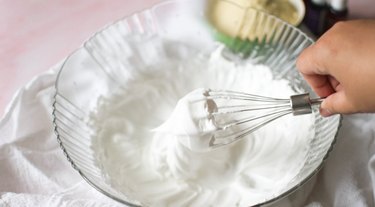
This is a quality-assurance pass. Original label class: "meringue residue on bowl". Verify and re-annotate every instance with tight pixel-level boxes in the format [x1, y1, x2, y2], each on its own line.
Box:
[89, 35, 315, 207]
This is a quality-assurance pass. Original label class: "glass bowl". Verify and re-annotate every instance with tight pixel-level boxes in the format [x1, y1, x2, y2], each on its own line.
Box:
[52, 0, 341, 206]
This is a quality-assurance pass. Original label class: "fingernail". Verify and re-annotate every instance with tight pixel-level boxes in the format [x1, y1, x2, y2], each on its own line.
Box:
[320, 108, 333, 117]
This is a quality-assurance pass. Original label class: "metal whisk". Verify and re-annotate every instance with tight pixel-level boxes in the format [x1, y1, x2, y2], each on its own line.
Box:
[204, 90, 323, 148]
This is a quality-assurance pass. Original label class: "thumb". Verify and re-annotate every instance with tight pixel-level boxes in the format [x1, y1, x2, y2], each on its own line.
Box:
[319, 91, 356, 117]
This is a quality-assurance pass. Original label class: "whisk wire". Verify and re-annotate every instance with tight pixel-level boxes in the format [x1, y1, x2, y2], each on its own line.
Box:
[211, 109, 293, 147]
[208, 90, 291, 102]
[202, 90, 321, 148]
[215, 103, 291, 114]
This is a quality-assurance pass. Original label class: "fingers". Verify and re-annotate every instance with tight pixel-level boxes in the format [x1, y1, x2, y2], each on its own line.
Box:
[296, 44, 336, 98]
[320, 91, 357, 117]
[328, 76, 341, 91]
[302, 74, 336, 97]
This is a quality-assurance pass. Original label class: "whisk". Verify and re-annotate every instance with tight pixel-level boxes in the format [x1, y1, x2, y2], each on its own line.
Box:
[201, 90, 323, 149]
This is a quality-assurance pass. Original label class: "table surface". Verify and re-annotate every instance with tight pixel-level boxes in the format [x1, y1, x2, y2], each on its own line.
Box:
[1, 0, 375, 118]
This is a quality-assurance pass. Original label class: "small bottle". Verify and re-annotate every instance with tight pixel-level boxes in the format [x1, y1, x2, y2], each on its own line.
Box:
[324, 0, 348, 31]
[303, 0, 328, 36]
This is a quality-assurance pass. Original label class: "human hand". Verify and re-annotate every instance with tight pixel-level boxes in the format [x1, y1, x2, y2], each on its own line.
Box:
[296, 20, 375, 116]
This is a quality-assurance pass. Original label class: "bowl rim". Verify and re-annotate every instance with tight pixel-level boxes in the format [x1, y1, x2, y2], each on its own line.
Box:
[52, 0, 342, 206]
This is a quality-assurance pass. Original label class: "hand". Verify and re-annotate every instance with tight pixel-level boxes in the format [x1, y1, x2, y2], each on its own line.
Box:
[296, 20, 375, 116]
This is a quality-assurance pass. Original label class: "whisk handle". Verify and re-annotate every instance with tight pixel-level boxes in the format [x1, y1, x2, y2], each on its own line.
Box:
[310, 98, 324, 105]
[290, 94, 324, 116]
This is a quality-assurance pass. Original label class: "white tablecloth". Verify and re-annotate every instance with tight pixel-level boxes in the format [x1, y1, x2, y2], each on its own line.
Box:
[1, 64, 375, 206]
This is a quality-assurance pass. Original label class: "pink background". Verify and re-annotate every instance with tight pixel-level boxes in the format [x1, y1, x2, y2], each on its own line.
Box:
[1, 0, 375, 117]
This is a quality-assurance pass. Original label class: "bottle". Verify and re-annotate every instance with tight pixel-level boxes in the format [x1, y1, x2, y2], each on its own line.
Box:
[324, 0, 348, 31]
[303, 0, 328, 36]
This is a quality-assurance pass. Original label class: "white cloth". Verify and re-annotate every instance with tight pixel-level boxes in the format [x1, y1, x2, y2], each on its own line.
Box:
[306, 113, 375, 207]
[0, 65, 121, 207]
[0, 65, 375, 207]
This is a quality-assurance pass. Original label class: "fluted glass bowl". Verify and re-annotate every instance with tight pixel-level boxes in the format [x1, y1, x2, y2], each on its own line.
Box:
[52, 0, 341, 206]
